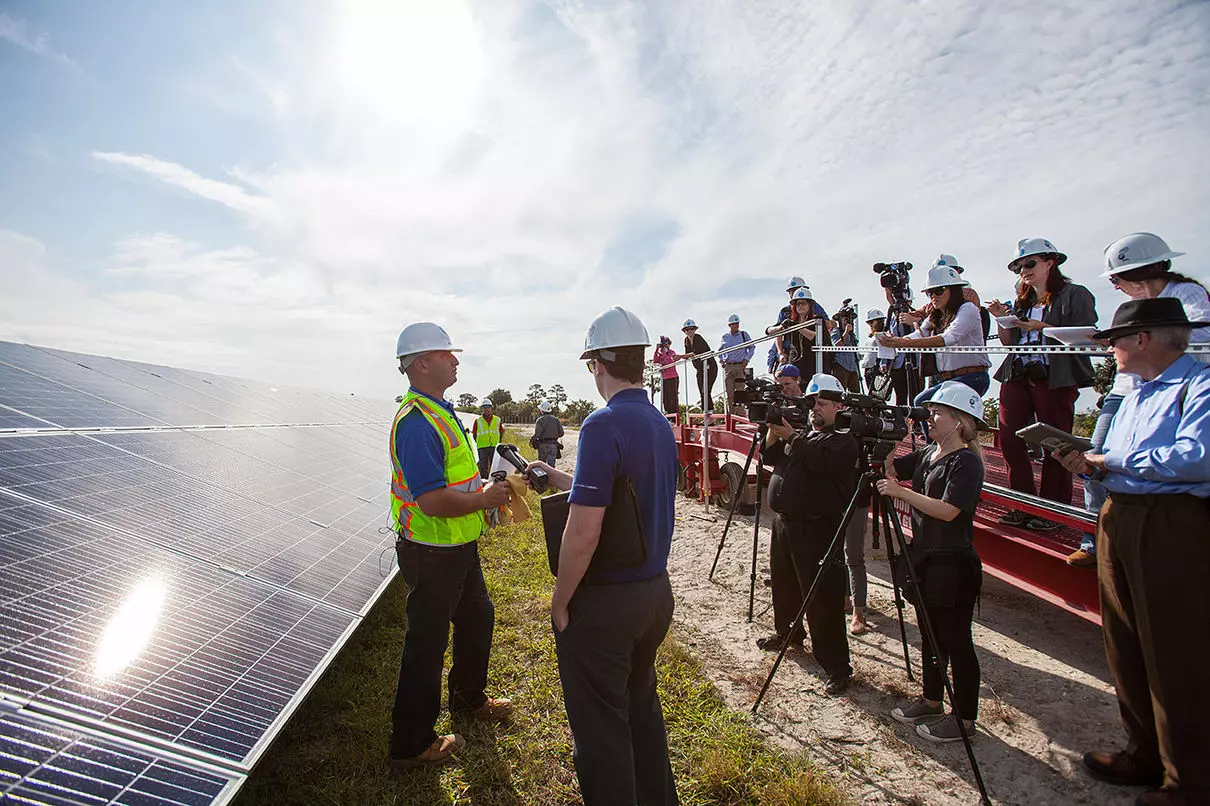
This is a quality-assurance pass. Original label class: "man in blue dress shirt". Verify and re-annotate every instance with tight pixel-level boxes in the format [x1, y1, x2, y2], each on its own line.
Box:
[719, 314, 755, 415]
[1057, 298, 1210, 806]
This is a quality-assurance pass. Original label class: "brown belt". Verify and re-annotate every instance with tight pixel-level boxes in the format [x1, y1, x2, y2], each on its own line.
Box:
[937, 366, 986, 380]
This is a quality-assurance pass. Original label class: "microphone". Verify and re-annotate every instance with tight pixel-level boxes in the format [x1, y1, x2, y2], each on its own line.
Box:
[496, 444, 549, 493]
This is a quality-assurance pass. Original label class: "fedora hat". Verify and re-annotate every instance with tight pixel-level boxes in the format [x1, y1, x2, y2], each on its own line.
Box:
[1092, 298, 1210, 341]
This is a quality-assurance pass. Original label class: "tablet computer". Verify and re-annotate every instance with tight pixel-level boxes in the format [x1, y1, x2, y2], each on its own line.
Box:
[1015, 423, 1092, 454]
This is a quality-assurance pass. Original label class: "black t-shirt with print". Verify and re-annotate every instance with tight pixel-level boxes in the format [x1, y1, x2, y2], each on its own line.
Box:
[892, 446, 984, 552]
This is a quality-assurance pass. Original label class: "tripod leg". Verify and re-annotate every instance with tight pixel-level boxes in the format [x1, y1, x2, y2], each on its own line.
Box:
[878, 495, 915, 681]
[748, 464, 763, 623]
[752, 476, 866, 713]
[710, 428, 763, 580]
[886, 509, 991, 805]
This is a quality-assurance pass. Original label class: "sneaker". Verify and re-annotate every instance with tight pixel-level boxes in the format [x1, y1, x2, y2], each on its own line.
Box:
[756, 633, 803, 652]
[824, 675, 851, 696]
[1066, 549, 1097, 568]
[389, 734, 466, 771]
[916, 715, 975, 743]
[997, 509, 1029, 527]
[891, 697, 944, 725]
[1025, 517, 1060, 532]
[1081, 750, 1163, 788]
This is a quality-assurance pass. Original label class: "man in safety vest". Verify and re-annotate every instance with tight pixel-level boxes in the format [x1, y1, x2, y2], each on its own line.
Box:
[472, 399, 504, 479]
[388, 322, 514, 771]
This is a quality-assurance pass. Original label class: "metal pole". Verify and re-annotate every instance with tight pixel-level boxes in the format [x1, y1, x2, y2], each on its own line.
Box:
[700, 362, 710, 503]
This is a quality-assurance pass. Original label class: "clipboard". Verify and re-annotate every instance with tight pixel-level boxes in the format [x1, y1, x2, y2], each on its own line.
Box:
[539, 476, 648, 579]
[1015, 423, 1092, 454]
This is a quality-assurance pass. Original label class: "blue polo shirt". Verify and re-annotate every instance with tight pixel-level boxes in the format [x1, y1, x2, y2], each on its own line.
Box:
[569, 387, 678, 582]
[394, 388, 473, 498]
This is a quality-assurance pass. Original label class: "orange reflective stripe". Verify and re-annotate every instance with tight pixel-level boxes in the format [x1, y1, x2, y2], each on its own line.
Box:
[449, 472, 479, 487]
[412, 399, 461, 449]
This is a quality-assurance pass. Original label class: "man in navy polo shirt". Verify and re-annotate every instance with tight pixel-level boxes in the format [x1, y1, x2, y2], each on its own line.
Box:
[526, 306, 679, 806]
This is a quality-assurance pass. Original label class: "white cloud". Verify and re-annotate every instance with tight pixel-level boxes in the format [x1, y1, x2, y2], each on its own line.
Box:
[9, 0, 1210, 406]
[0, 12, 87, 77]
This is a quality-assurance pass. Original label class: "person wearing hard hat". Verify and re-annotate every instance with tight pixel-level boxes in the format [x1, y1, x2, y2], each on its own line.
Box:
[652, 335, 684, 415]
[757, 372, 856, 695]
[879, 264, 991, 420]
[878, 381, 988, 744]
[767, 276, 829, 372]
[387, 322, 513, 771]
[682, 318, 718, 412]
[531, 400, 564, 467]
[1053, 297, 1210, 804]
[472, 399, 505, 480]
[718, 314, 754, 415]
[1071, 233, 1210, 566]
[773, 286, 833, 381]
[985, 238, 1098, 533]
[523, 306, 679, 805]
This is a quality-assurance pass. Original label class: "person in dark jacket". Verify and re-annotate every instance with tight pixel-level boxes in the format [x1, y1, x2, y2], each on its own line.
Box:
[756, 373, 856, 695]
[682, 318, 718, 412]
[987, 238, 1097, 530]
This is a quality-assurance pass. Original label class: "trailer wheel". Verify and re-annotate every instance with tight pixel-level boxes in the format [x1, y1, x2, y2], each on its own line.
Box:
[678, 462, 700, 496]
[716, 462, 744, 509]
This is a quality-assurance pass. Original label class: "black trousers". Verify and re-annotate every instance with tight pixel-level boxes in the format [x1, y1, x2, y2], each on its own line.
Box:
[769, 514, 851, 679]
[916, 558, 982, 719]
[661, 376, 679, 414]
[554, 573, 678, 806]
[694, 362, 718, 411]
[390, 540, 494, 758]
[477, 446, 494, 479]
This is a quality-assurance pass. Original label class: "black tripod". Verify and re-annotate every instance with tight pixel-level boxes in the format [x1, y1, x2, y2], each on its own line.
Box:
[708, 421, 767, 623]
[750, 441, 990, 806]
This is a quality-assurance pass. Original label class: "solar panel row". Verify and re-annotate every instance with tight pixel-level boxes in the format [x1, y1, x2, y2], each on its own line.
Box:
[0, 341, 398, 805]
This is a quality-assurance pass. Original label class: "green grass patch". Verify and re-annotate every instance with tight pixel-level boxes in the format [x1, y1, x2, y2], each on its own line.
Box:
[234, 431, 846, 805]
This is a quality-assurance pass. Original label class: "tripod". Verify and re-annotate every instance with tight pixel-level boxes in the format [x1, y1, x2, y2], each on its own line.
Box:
[708, 421, 767, 623]
[750, 441, 990, 805]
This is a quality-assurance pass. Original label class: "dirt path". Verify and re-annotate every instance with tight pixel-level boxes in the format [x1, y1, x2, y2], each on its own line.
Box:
[515, 419, 1130, 804]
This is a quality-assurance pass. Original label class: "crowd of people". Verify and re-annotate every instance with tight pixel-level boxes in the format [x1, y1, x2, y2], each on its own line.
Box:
[383, 230, 1206, 806]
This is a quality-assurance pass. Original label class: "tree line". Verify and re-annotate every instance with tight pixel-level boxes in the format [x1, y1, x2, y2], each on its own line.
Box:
[455, 384, 597, 425]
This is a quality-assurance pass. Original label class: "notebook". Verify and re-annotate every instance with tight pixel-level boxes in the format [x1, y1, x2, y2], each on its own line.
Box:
[540, 476, 648, 579]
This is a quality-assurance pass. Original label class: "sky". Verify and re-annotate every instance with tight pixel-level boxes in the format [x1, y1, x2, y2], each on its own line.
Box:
[2, 0, 1208, 408]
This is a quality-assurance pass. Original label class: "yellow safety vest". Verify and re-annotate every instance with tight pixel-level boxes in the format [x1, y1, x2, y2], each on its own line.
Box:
[390, 391, 485, 546]
[474, 414, 503, 449]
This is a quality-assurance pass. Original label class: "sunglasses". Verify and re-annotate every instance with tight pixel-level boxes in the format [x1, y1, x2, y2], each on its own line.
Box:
[1010, 258, 1039, 274]
[925, 287, 947, 297]
[1109, 330, 1149, 347]
[585, 358, 597, 373]
[1109, 275, 1122, 288]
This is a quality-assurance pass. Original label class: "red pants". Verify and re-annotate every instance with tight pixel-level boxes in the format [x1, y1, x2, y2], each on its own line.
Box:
[998, 378, 1079, 504]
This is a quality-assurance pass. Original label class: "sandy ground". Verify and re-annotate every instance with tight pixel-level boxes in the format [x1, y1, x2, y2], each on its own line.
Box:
[513, 421, 1134, 806]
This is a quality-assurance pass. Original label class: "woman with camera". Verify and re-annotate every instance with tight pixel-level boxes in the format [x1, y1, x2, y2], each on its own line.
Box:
[876, 381, 987, 743]
[876, 265, 991, 414]
[652, 335, 683, 415]
[987, 238, 1097, 531]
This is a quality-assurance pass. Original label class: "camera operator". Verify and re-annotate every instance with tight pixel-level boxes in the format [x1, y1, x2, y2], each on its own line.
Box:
[774, 363, 803, 395]
[774, 286, 833, 381]
[877, 381, 987, 744]
[830, 301, 862, 393]
[756, 373, 857, 696]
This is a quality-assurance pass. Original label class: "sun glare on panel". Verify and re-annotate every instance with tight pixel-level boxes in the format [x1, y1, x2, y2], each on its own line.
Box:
[94, 576, 168, 679]
[333, 0, 485, 127]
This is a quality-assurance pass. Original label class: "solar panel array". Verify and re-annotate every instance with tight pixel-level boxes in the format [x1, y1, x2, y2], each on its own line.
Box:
[0, 341, 397, 805]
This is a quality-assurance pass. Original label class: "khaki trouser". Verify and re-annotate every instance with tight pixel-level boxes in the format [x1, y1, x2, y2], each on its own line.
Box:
[1098, 492, 1210, 796]
[723, 362, 748, 411]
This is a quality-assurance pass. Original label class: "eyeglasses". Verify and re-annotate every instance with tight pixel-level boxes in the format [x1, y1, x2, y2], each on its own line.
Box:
[925, 288, 947, 297]
[585, 358, 597, 373]
[1109, 331, 1149, 347]
[1109, 275, 1122, 287]
[1010, 259, 1039, 274]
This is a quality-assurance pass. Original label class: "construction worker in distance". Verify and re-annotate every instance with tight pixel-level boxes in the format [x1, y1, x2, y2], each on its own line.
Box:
[472, 398, 504, 480]
[387, 322, 514, 771]
[719, 314, 755, 416]
[523, 306, 680, 805]
[532, 400, 564, 467]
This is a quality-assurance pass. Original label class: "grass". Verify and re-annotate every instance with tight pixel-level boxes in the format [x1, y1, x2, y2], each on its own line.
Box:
[233, 431, 847, 806]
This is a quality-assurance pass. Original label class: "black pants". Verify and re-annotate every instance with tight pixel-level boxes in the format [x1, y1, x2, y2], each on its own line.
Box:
[554, 573, 678, 806]
[390, 540, 494, 759]
[916, 557, 982, 719]
[694, 362, 718, 411]
[477, 446, 494, 479]
[661, 376, 679, 415]
[769, 514, 851, 679]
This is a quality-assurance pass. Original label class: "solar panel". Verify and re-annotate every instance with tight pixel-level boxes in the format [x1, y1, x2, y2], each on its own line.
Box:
[0, 340, 400, 804]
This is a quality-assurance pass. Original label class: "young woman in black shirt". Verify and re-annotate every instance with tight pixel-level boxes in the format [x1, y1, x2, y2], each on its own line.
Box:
[682, 319, 718, 412]
[875, 380, 987, 743]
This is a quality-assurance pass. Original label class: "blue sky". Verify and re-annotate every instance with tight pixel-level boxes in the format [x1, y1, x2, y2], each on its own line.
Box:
[2, 0, 1208, 405]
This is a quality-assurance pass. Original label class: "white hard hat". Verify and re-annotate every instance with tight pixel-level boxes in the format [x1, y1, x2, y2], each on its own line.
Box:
[1011, 237, 1068, 269]
[920, 265, 970, 293]
[580, 306, 651, 359]
[786, 276, 807, 292]
[1102, 232, 1185, 277]
[927, 381, 990, 430]
[791, 286, 814, 302]
[538, 400, 552, 413]
[681, 318, 697, 330]
[396, 322, 461, 365]
[803, 373, 845, 401]
[480, 398, 493, 408]
[865, 308, 886, 322]
[933, 253, 964, 273]
[727, 314, 741, 325]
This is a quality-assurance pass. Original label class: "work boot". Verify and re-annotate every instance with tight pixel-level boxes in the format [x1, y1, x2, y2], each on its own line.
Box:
[1066, 549, 1096, 568]
[1081, 750, 1163, 788]
[468, 697, 512, 721]
[756, 632, 803, 652]
[389, 734, 466, 771]
[998, 509, 1029, 527]
[824, 674, 851, 696]
[1025, 516, 1060, 532]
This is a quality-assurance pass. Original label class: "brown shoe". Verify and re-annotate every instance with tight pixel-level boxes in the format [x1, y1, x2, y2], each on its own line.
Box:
[469, 697, 513, 721]
[1066, 549, 1097, 568]
[1136, 789, 1191, 806]
[390, 734, 466, 771]
[1081, 750, 1162, 787]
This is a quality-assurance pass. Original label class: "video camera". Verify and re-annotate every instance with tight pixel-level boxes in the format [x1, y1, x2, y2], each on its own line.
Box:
[820, 389, 928, 455]
[733, 373, 812, 428]
[834, 298, 858, 329]
[873, 261, 913, 314]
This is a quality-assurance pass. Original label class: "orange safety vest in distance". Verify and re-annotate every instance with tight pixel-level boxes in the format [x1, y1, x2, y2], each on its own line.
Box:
[390, 391, 485, 546]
